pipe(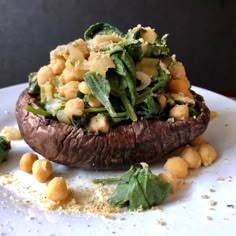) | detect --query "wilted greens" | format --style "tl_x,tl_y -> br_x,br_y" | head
26,22 -> 199,129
